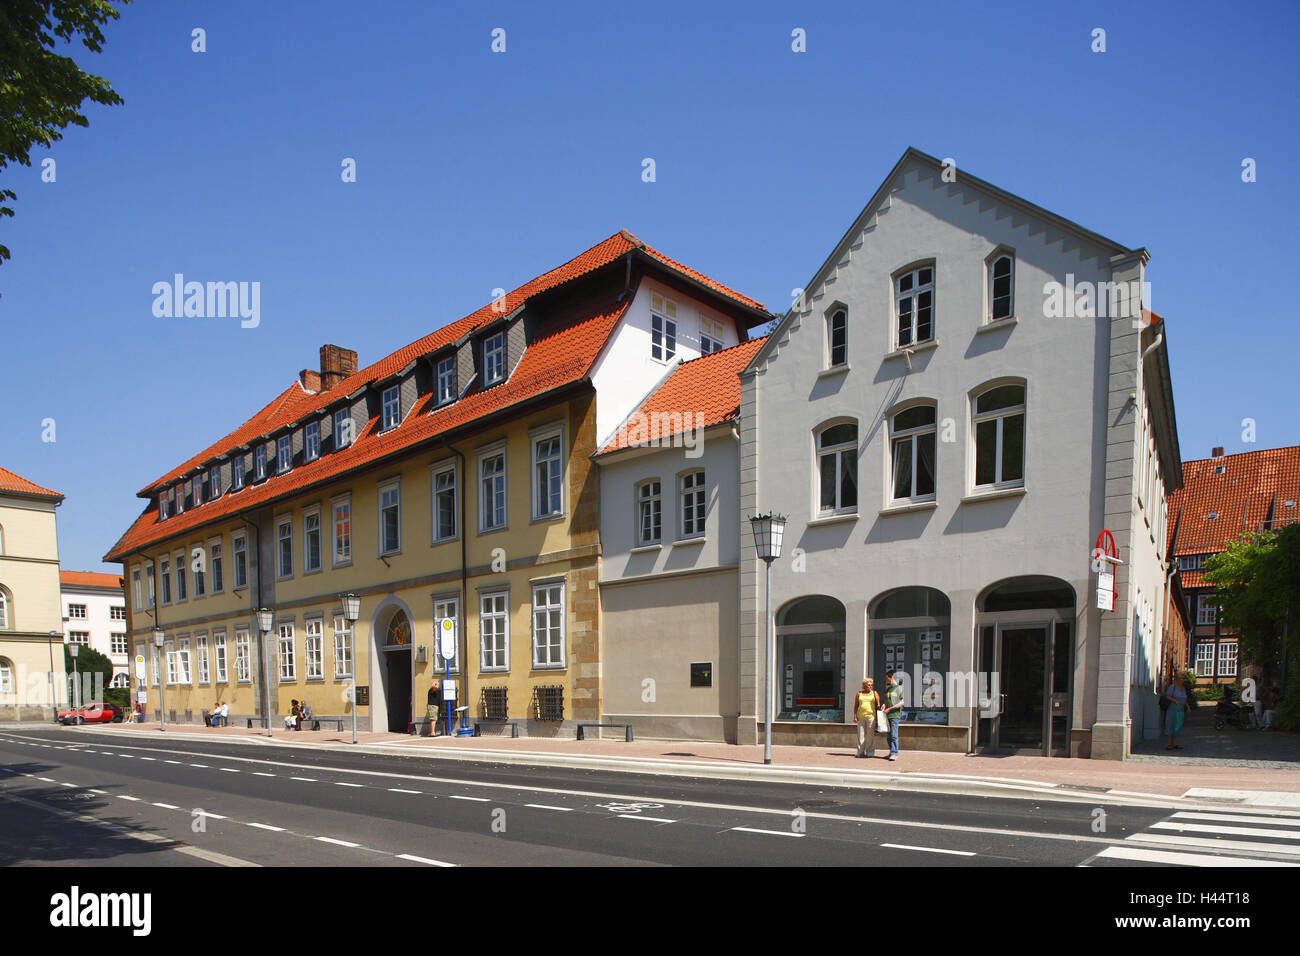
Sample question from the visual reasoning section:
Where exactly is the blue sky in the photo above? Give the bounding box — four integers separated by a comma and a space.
3, 0, 1297, 572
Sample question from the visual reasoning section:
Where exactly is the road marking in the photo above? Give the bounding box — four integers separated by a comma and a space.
335, 782, 363, 788
315, 836, 361, 848
620, 814, 676, 823
1171, 810, 1300, 827
253, 772, 276, 777
1127, 832, 1300, 858
153, 802, 180, 810
730, 826, 802, 837
397, 853, 455, 867
175, 845, 258, 867
117, 795, 141, 802
195, 812, 227, 820
59, 782, 77, 788
99, 752, 114, 756
89, 789, 106, 795
138, 757, 155, 761
219, 768, 240, 773
526, 804, 573, 812
290, 777, 317, 782
248, 822, 285, 832
1097, 845, 1297, 867
1151, 820, 1300, 841
118, 754, 132, 758
389, 788, 421, 794
190, 763, 208, 768
881, 842, 976, 857
164, 760, 181, 764
449, 795, 489, 802
38, 777, 54, 782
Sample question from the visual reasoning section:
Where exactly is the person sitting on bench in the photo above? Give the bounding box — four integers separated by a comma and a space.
299, 700, 313, 728
214, 701, 228, 727
284, 700, 301, 730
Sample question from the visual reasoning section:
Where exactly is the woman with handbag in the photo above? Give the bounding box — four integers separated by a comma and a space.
1164, 670, 1188, 750
854, 679, 883, 758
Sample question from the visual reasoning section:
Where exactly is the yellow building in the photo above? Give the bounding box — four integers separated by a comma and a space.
106, 232, 767, 733
0, 466, 68, 720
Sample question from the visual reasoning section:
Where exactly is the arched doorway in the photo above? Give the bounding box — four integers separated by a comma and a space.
379, 607, 413, 733
868, 587, 951, 725
975, 576, 1076, 756
775, 596, 846, 722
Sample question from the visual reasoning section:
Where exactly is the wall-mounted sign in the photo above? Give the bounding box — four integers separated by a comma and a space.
355, 685, 370, 706
690, 662, 712, 687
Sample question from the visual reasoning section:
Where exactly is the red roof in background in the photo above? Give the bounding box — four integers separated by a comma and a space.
599, 338, 766, 454
0, 466, 63, 501
1169, 445, 1300, 557
60, 571, 124, 590
138, 230, 765, 498
106, 233, 765, 563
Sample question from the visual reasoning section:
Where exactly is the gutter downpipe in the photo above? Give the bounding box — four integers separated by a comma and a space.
433, 435, 468, 735
239, 514, 272, 737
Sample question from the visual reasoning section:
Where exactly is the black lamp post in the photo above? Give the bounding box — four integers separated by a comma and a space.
749, 512, 787, 765
257, 608, 274, 737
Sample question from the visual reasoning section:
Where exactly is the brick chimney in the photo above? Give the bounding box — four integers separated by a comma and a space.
299, 369, 321, 393
1211, 447, 1225, 458
320, 344, 358, 391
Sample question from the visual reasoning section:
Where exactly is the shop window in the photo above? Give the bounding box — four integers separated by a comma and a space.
870, 587, 951, 725
776, 596, 846, 722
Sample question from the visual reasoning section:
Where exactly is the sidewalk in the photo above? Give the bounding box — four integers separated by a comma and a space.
52, 717, 1300, 810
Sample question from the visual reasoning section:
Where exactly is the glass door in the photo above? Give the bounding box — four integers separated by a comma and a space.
997, 626, 1047, 751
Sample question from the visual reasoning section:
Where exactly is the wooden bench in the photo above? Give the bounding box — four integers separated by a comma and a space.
299, 715, 345, 731
473, 719, 519, 738
576, 722, 633, 742
233, 715, 267, 729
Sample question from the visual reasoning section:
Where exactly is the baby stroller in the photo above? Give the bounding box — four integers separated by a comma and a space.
1213, 695, 1253, 730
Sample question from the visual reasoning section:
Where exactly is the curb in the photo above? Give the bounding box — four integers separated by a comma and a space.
48, 725, 1300, 812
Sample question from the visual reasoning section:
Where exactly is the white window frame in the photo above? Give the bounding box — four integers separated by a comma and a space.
176, 637, 192, 684
381, 385, 401, 431
277, 435, 292, 473
637, 479, 662, 546
484, 332, 506, 385
191, 542, 205, 598
110, 632, 128, 655
276, 516, 293, 579
478, 446, 507, 533
531, 580, 566, 669
305, 618, 324, 680
479, 590, 509, 672
1194, 642, 1215, 677
278, 622, 296, 681
0, 658, 10, 694
332, 616, 353, 679
209, 464, 222, 500
436, 355, 456, 405
232, 533, 248, 590
530, 424, 565, 520
68, 603, 87, 619
433, 596, 460, 673
432, 462, 458, 543
0, 590, 7, 630
132, 567, 143, 611
214, 631, 229, 684
334, 408, 353, 449
209, 537, 224, 594
894, 262, 936, 348
110, 605, 126, 622
160, 556, 172, 605
145, 564, 155, 609
332, 495, 352, 567
1218, 641, 1238, 678
232, 454, 245, 490
164, 641, 177, 685
699, 313, 725, 354
986, 250, 1015, 323
816, 421, 859, 516
971, 382, 1027, 490
679, 469, 707, 539
305, 421, 320, 461
255, 445, 267, 481
650, 293, 677, 363
378, 479, 402, 555
303, 507, 322, 574
196, 635, 210, 685
1197, 595, 1218, 626
231, 631, 247, 684
826, 307, 847, 367
889, 404, 938, 504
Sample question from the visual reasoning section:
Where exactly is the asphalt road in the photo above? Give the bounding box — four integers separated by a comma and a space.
2, 727, 1298, 868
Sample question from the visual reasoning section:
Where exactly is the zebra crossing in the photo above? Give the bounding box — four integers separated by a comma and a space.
1086, 806, 1300, 866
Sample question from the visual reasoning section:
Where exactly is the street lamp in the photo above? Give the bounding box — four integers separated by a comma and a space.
342, 593, 361, 744
47, 630, 60, 724
152, 627, 165, 732
257, 608, 274, 738
68, 642, 80, 721
749, 512, 787, 766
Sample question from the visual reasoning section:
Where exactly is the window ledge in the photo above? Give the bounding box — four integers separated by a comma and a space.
808, 512, 858, 527
629, 544, 662, 554
884, 340, 938, 361
976, 317, 1017, 335
879, 500, 938, 517
961, 486, 1027, 504
817, 364, 850, 380
673, 536, 706, 548
529, 513, 566, 526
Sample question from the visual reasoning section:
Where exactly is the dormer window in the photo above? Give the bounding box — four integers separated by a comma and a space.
255, 445, 267, 481
436, 355, 456, 405
174, 484, 185, 515
700, 314, 725, 355
484, 333, 506, 385
334, 408, 352, 449
208, 465, 221, 499
192, 476, 203, 507
381, 385, 400, 430
650, 293, 677, 362
232, 455, 245, 490
277, 435, 292, 473
895, 264, 935, 348
305, 421, 320, 461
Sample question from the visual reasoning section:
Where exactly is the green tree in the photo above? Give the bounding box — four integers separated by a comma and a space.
64, 643, 112, 705
1204, 523, 1300, 728
0, 0, 130, 263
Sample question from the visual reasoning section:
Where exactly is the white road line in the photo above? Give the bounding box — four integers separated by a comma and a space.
526, 804, 574, 812
59, 782, 77, 788
1097, 845, 1297, 867
195, 812, 227, 820
38, 777, 54, 782
117, 795, 141, 802
190, 763, 208, 768
881, 842, 976, 857
335, 782, 363, 788
248, 823, 285, 832
219, 768, 240, 773
397, 853, 455, 867
1151, 820, 1300, 841
315, 836, 361, 848
89, 789, 106, 795
730, 826, 802, 837
175, 845, 258, 867
388, 788, 421, 794
164, 760, 181, 765
138, 757, 155, 761
290, 777, 317, 782
118, 754, 132, 758
448, 795, 489, 802
152, 802, 180, 810
253, 772, 276, 777
620, 814, 676, 823
1170, 811, 1300, 828
1127, 832, 1300, 858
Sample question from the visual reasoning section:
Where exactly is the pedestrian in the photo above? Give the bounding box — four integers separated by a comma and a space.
1261, 685, 1280, 730
284, 699, 300, 730
1164, 669, 1188, 749
883, 670, 905, 761
853, 679, 881, 758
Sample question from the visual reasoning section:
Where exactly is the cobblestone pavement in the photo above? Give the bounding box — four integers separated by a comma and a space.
1130, 703, 1300, 769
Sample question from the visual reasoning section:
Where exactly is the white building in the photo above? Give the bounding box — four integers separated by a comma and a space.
737, 148, 1180, 759
60, 571, 129, 694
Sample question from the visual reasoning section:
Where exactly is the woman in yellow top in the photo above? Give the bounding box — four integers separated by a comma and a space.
854, 679, 881, 758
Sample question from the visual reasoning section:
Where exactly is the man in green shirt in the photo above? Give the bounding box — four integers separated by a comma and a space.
884, 670, 905, 760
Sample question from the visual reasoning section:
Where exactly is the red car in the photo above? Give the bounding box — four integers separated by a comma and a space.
58, 701, 124, 725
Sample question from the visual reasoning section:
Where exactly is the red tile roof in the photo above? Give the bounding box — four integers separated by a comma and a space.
1169, 445, 1300, 557
60, 571, 125, 590
106, 233, 764, 563
0, 466, 63, 501
598, 338, 767, 454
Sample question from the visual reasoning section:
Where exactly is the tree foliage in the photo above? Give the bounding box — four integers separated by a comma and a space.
0, 0, 129, 263
64, 643, 113, 701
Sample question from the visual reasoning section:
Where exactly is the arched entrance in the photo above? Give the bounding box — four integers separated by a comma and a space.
775, 596, 846, 722
975, 576, 1076, 756
868, 587, 951, 725
378, 606, 413, 734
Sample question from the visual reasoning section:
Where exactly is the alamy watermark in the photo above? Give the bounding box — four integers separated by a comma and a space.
151, 274, 260, 328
